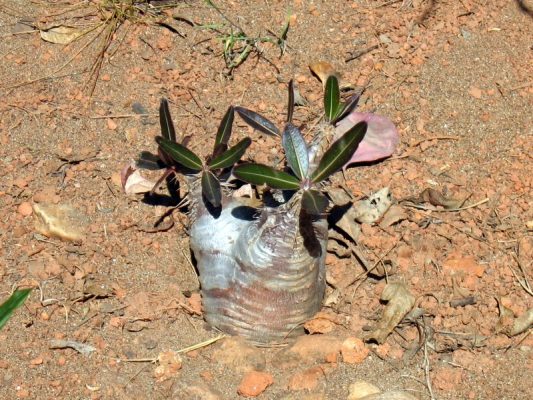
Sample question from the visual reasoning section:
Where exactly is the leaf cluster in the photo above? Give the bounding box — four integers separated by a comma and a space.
233, 77, 367, 214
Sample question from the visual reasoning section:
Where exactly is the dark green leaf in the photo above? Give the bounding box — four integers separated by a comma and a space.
235, 106, 280, 137
201, 170, 221, 208
208, 137, 251, 169
324, 75, 341, 122
331, 91, 362, 125
0, 288, 31, 330
233, 163, 300, 190
155, 136, 203, 171
214, 106, 234, 151
301, 189, 329, 215
159, 98, 177, 142
311, 121, 367, 183
282, 123, 308, 180
287, 79, 295, 123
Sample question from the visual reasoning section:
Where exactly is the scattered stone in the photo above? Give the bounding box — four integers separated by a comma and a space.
237, 371, 273, 397
287, 366, 324, 391
18, 202, 33, 216
285, 335, 343, 364
33, 203, 88, 242
182, 384, 223, 400
347, 380, 381, 399
341, 337, 369, 364
212, 337, 266, 373
154, 351, 182, 382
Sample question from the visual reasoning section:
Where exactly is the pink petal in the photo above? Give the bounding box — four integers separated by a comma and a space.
335, 112, 399, 166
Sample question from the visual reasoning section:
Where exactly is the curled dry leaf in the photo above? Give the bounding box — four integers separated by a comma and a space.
412, 188, 464, 209
40, 25, 84, 44
497, 300, 533, 337
379, 204, 407, 228
328, 187, 361, 242
364, 282, 415, 344
336, 112, 399, 166
121, 162, 157, 194
309, 60, 352, 89
353, 187, 393, 224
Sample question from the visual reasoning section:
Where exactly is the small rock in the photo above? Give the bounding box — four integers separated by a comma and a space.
341, 337, 369, 364
285, 335, 343, 364
154, 351, 182, 382
359, 391, 419, 400
212, 337, 266, 373
183, 384, 223, 400
32, 203, 88, 242
287, 366, 324, 391
106, 119, 118, 130
237, 371, 273, 397
347, 380, 381, 399
468, 86, 483, 99
18, 202, 33, 216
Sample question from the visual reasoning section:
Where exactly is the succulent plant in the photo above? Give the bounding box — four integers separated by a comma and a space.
124, 74, 398, 344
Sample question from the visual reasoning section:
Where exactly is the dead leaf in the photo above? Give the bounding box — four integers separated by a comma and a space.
364, 282, 415, 344
49, 339, 96, 355
497, 300, 533, 337
328, 188, 361, 242
40, 25, 84, 44
309, 61, 351, 89
304, 311, 340, 334
353, 187, 393, 224
121, 162, 157, 194
414, 188, 464, 209
379, 204, 407, 228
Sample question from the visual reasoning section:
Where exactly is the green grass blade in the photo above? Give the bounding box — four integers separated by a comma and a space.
324, 75, 341, 122
201, 170, 221, 208
233, 163, 300, 190
159, 98, 177, 142
214, 106, 235, 151
235, 106, 280, 137
208, 137, 251, 170
301, 189, 328, 215
155, 137, 203, 171
282, 123, 308, 180
311, 121, 367, 183
0, 288, 32, 330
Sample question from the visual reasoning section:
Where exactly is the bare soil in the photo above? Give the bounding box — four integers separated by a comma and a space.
1, 1, 532, 399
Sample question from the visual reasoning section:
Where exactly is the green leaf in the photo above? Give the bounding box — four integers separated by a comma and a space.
301, 189, 329, 215
311, 121, 367, 183
287, 79, 295, 123
282, 123, 308, 180
155, 136, 203, 171
208, 137, 251, 169
235, 106, 280, 137
233, 163, 300, 190
331, 91, 362, 125
324, 75, 341, 122
214, 106, 234, 151
0, 288, 31, 330
201, 170, 221, 208
159, 98, 177, 142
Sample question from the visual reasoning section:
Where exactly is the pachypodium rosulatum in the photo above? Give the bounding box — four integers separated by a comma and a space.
126, 74, 399, 344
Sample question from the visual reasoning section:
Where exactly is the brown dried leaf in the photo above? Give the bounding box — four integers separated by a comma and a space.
40, 25, 84, 44
33, 203, 88, 242
416, 188, 463, 209
309, 61, 351, 89
121, 162, 157, 194
364, 282, 415, 344
497, 300, 533, 337
379, 204, 407, 228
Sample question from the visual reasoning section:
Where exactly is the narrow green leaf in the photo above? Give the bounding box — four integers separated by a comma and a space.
208, 137, 251, 169
214, 106, 234, 151
233, 163, 300, 190
311, 121, 367, 183
201, 170, 221, 208
155, 136, 203, 171
282, 123, 308, 180
0, 288, 31, 330
301, 189, 329, 215
287, 79, 295, 123
235, 106, 280, 137
331, 91, 362, 125
159, 98, 177, 142
324, 75, 341, 122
